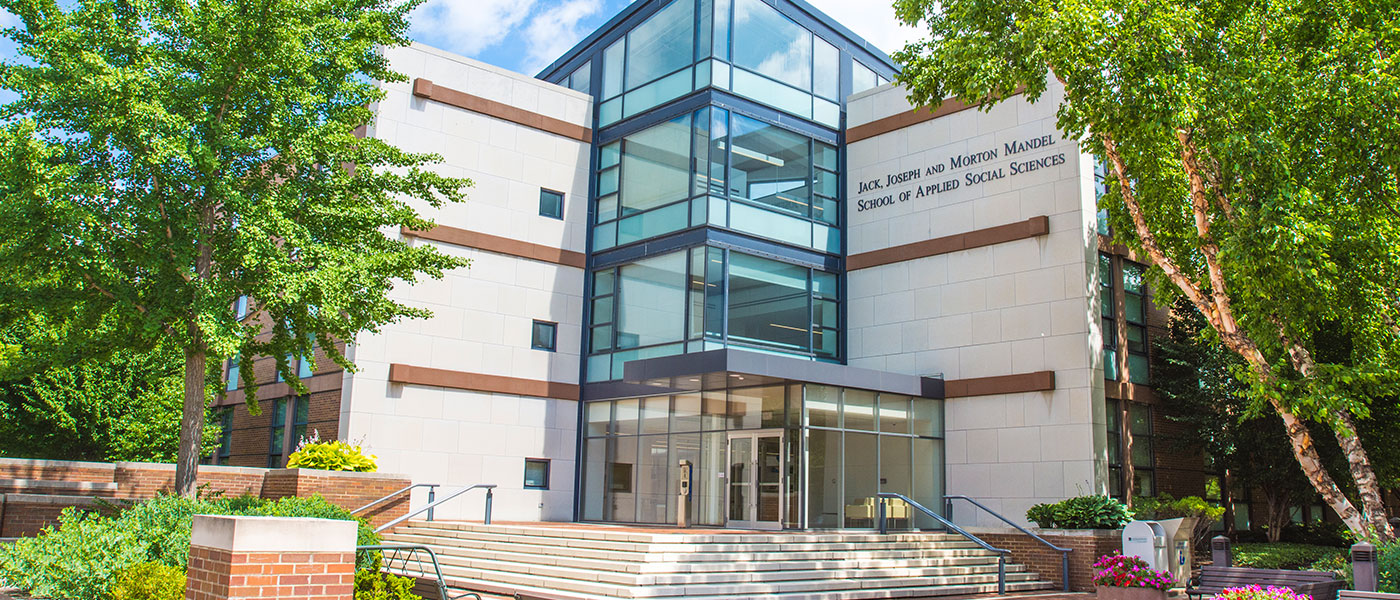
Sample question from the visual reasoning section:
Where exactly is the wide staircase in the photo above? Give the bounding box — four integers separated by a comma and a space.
380, 521, 1058, 600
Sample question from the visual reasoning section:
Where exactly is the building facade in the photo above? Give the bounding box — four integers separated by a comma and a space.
210, 0, 1224, 530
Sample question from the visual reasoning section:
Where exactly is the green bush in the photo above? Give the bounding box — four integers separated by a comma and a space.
0, 493, 380, 600
1133, 494, 1226, 549
287, 439, 378, 472
1379, 542, 1400, 593
1026, 495, 1133, 529
110, 562, 186, 600
355, 554, 422, 600
1233, 542, 1346, 571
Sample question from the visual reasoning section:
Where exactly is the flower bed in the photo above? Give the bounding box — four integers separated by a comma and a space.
1211, 585, 1314, 600
1093, 554, 1177, 590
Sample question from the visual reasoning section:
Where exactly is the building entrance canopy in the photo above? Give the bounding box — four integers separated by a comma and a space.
618, 349, 945, 399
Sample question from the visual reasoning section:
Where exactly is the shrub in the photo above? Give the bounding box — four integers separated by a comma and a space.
1233, 543, 1345, 571
1027, 495, 1133, 529
1378, 541, 1400, 593
0, 493, 380, 600
287, 436, 378, 472
110, 562, 186, 600
1092, 554, 1175, 590
1211, 585, 1314, 600
355, 554, 423, 600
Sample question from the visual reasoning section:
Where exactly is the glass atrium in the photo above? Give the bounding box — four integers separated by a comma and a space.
540, 0, 938, 529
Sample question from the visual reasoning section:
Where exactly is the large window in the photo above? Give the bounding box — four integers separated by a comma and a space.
593, 107, 838, 252
1123, 261, 1149, 384
598, 0, 697, 125
267, 395, 308, 468
1105, 399, 1154, 498
1099, 253, 1118, 380
587, 248, 838, 382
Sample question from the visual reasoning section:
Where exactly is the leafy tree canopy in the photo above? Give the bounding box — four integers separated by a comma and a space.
0, 0, 470, 492
893, 0, 1400, 538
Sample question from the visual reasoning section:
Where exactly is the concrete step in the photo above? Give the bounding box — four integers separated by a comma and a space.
395, 520, 968, 544
427, 572, 1054, 600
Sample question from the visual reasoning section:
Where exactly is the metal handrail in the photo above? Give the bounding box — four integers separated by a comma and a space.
375, 484, 496, 533
876, 492, 1009, 595
352, 483, 442, 520
358, 544, 480, 600
946, 494, 1073, 592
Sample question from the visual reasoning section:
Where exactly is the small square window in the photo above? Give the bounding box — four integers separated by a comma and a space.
524, 458, 550, 489
531, 320, 557, 351
539, 189, 564, 219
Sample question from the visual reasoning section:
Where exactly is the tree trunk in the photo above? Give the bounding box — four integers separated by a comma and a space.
1262, 486, 1293, 543
1267, 400, 1370, 536
1332, 410, 1396, 540
174, 341, 207, 497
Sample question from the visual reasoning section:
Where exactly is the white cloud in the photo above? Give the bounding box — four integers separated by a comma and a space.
410, 0, 537, 57
519, 0, 605, 75
803, 0, 922, 59
0, 8, 19, 29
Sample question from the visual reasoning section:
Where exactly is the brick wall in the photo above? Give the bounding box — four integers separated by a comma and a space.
980, 528, 1122, 592
0, 457, 411, 537
186, 515, 356, 600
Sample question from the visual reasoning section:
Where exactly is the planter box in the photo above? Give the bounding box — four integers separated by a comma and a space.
1097, 585, 1169, 600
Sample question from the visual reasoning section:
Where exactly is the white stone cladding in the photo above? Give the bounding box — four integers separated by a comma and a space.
845, 80, 1110, 527
340, 44, 591, 522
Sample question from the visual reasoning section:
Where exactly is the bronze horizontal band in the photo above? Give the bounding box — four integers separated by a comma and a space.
944, 370, 1056, 398
847, 87, 1025, 143
388, 363, 580, 402
411, 78, 592, 144
401, 224, 586, 269
847, 216, 1050, 270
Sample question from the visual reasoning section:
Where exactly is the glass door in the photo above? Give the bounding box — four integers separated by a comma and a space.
726, 430, 784, 529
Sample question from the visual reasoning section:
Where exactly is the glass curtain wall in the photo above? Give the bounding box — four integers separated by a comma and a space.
581, 384, 945, 528
587, 247, 838, 383
588, 0, 893, 128
594, 107, 838, 252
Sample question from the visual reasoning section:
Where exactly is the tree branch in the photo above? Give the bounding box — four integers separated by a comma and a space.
1177, 128, 1241, 334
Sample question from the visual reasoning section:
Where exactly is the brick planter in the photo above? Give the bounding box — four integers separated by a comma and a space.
1097, 585, 1169, 600
978, 527, 1122, 592
186, 515, 356, 600
260, 469, 409, 530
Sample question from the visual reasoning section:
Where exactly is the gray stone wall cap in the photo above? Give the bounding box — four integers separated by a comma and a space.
0, 457, 117, 472
190, 515, 357, 553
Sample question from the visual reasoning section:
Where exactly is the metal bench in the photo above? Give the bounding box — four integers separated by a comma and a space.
1340, 592, 1400, 600
1187, 566, 1345, 600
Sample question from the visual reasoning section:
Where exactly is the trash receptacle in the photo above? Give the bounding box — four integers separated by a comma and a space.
1123, 520, 1169, 571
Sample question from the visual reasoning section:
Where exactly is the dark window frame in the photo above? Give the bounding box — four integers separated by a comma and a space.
524, 458, 551, 489
539, 188, 565, 220
531, 320, 559, 352
267, 395, 309, 468
1123, 260, 1150, 384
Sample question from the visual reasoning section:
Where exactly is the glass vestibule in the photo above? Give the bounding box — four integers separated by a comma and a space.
579, 383, 944, 529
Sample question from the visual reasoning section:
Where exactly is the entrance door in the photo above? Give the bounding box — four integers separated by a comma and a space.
726, 430, 784, 529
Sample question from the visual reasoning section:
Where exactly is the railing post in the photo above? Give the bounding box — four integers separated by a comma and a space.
1353, 542, 1379, 592
878, 497, 888, 534
1061, 553, 1070, 592
484, 488, 493, 525
997, 555, 1006, 595
945, 497, 953, 524
426, 485, 437, 522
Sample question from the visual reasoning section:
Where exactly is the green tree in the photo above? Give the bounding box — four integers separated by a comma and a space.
893, 0, 1400, 539
0, 0, 470, 494
0, 338, 219, 462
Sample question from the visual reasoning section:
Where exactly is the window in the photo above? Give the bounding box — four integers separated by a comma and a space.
593, 106, 840, 253
234, 295, 249, 320
226, 358, 240, 391
539, 189, 564, 219
531, 320, 558, 351
1099, 254, 1118, 380
1123, 261, 1150, 384
852, 60, 877, 94
211, 408, 233, 465
565, 61, 591, 94
597, 0, 696, 124
524, 459, 550, 489
297, 353, 315, 379
1105, 399, 1155, 498
586, 247, 839, 382
268, 395, 308, 468
1094, 158, 1111, 236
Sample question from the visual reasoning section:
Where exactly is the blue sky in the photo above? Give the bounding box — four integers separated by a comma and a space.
0, 0, 915, 91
